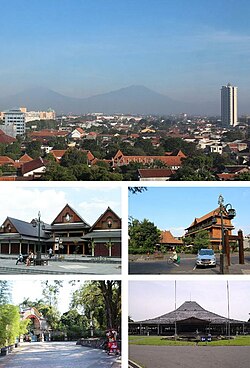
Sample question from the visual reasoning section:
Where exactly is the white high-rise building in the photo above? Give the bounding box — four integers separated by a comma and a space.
221, 83, 238, 126
3, 109, 26, 136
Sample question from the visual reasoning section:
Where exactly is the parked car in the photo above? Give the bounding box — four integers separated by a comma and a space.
196, 249, 216, 267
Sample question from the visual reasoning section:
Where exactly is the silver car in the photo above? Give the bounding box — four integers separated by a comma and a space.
196, 249, 216, 267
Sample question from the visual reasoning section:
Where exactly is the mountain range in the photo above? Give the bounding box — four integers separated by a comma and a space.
0, 85, 219, 115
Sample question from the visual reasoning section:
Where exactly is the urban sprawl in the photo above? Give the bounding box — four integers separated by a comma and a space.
0, 83, 249, 181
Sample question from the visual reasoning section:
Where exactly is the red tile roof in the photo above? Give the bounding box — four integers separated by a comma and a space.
113, 150, 186, 168
21, 157, 48, 175
19, 153, 33, 163
160, 230, 183, 245
0, 130, 16, 144
138, 168, 175, 178
30, 130, 68, 138
0, 156, 15, 166
187, 207, 221, 229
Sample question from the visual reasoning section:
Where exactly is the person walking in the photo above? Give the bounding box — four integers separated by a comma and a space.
48, 248, 53, 258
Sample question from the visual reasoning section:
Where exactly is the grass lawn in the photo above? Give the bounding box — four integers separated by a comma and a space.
129, 335, 250, 346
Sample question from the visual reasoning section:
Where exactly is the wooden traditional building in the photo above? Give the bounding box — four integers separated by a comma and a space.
0, 217, 50, 255
129, 301, 249, 336
49, 204, 91, 255
160, 230, 183, 250
185, 207, 234, 249
0, 205, 121, 257
82, 207, 122, 257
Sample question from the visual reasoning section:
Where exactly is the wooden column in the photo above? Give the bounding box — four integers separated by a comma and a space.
238, 230, 244, 264
224, 230, 230, 266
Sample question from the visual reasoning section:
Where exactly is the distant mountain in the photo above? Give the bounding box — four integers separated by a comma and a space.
0, 85, 219, 115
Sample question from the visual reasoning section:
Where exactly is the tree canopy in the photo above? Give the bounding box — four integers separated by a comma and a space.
129, 218, 161, 254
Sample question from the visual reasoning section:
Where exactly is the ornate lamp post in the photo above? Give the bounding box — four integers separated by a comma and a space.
218, 195, 236, 274
32, 211, 45, 264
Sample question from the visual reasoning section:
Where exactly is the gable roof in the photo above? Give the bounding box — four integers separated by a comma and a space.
160, 230, 183, 245
0, 130, 16, 144
90, 207, 121, 231
21, 157, 48, 175
51, 204, 90, 227
113, 150, 186, 167
0, 156, 15, 166
137, 301, 244, 324
19, 153, 33, 162
3, 217, 50, 239
187, 207, 220, 228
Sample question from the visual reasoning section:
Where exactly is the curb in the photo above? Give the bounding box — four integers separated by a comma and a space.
128, 359, 143, 368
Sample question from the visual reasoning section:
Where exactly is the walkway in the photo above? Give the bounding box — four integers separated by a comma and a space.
1, 341, 120, 368
0, 255, 121, 274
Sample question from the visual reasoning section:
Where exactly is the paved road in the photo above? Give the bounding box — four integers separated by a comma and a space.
0, 342, 120, 368
0, 258, 121, 275
129, 254, 250, 274
129, 345, 250, 368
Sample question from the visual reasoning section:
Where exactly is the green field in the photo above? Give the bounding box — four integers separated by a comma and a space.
129, 335, 250, 346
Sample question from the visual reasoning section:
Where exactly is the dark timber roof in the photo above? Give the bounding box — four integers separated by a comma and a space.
137, 301, 244, 324
7, 217, 50, 239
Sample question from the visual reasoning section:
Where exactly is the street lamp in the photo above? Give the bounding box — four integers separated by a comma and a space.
218, 195, 236, 274
32, 211, 45, 264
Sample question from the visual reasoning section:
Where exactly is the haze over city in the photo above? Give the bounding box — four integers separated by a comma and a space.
1, 0, 250, 114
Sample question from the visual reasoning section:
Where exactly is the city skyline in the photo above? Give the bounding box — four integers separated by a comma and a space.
1, 0, 250, 112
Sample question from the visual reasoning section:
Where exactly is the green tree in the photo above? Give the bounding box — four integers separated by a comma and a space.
235, 172, 250, 181
0, 281, 11, 305
128, 218, 161, 254
60, 310, 88, 339
70, 281, 121, 333
186, 230, 211, 253
25, 141, 42, 159
42, 162, 76, 181
5, 141, 22, 160
61, 148, 87, 167
171, 155, 216, 181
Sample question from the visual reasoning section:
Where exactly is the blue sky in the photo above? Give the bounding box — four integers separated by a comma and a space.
0, 184, 121, 225
1, 0, 250, 108
129, 280, 250, 321
129, 186, 250, 236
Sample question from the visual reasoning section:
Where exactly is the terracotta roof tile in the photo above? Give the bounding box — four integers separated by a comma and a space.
21, 157, 48, 175
0, 156, 15, 165
160, 230, 183, 244
138, 169, 175, 178
0, 130, 16, 144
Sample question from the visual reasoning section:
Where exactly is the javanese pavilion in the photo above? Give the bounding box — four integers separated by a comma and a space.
0, 204, 121, 257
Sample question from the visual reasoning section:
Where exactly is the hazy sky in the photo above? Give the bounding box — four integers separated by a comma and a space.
1, 0, 250, 106
0, 184, 121, 225
9, 279, 81, 314
129, 186, 250, 237
129, 280, 250, 322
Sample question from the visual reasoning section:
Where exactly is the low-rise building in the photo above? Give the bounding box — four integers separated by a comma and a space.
185, 207, 234, 249
0, 204, 121, 257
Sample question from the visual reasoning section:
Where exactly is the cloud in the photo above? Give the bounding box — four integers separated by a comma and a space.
0, 187, 68, 224
0, 187, 121, 225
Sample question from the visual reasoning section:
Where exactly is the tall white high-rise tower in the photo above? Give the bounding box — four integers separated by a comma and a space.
221, 83, 238, 126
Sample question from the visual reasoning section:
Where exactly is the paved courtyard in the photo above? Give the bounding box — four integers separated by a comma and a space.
129, 345, 250, 368
1, 341, 120, 368
0, 255, 121, 274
